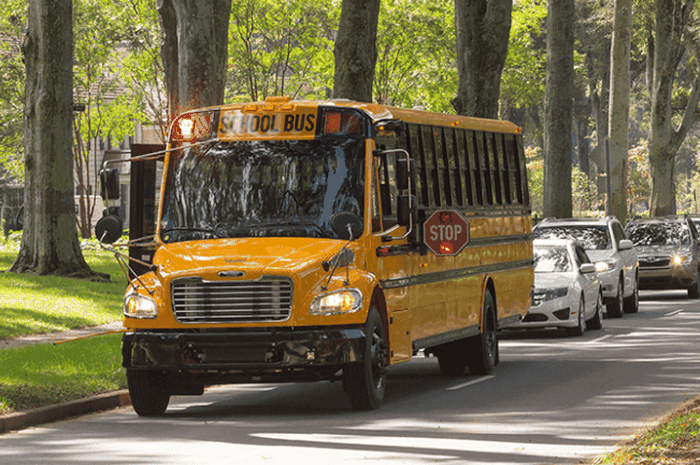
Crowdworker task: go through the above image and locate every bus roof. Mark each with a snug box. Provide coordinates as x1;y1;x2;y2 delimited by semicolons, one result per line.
211;97;522;135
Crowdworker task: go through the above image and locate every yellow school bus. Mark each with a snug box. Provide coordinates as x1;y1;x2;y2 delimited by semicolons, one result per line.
97;96;533;416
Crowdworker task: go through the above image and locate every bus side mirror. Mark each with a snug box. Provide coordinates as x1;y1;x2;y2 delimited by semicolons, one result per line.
99;168;120;200
397;195;415;227
380;184;392;215
95;214;123;244
396;159;413;191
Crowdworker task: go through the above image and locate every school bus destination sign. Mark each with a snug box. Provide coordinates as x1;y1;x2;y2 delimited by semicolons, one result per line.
423;210;470;256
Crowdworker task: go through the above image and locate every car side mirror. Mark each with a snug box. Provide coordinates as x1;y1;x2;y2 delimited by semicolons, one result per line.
580;263;597;274
619;239;634;251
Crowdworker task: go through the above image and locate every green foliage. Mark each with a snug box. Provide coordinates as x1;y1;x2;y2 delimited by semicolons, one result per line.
526;146;544;217
0;0;27;183
375;0;456;112
527;145;605;218
501;0;547;110
226;0;338;102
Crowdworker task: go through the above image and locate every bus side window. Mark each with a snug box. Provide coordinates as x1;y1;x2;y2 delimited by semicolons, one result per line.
485;132;502;205
407;124;427;209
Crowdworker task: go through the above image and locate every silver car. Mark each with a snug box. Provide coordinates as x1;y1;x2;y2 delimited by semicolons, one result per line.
515;239;603;336
533;216;639;317
625;215;700;298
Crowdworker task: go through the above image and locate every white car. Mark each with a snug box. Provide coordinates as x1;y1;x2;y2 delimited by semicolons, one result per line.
515;239;604;336
533;216;638;318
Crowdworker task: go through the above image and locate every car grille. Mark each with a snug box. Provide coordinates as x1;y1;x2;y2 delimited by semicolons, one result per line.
639;256;670;268
171;277;293;324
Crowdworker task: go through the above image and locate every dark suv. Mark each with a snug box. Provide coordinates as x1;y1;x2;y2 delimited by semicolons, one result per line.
624;215;700;298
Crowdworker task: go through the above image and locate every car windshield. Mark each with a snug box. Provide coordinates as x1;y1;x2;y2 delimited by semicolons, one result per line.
534;225;610;250
160;138;365;243
534;246;573;273
625;222;691;246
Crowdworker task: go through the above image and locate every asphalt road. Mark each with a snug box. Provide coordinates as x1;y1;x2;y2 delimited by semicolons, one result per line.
2;290;700;464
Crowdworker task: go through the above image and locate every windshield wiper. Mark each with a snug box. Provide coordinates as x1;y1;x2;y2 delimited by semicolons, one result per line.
161;226;224;239
276;221;331;239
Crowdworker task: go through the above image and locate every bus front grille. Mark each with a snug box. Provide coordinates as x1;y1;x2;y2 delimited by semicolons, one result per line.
171;277;293;323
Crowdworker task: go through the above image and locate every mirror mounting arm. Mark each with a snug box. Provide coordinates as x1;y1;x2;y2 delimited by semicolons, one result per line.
374;148;414;242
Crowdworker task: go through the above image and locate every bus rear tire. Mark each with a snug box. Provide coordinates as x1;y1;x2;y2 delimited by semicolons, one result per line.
344;307;387;410
467;291;498;376
127;368;170;417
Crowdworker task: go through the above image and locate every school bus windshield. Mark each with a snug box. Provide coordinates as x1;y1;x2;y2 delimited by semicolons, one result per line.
160;137;365;243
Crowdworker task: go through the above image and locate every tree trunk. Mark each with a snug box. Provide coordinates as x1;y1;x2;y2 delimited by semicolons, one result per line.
649;0;700;216
543;0;574;218
10;0;105;279
608;0;632;223
452;0;512;118
333;0;380;102
157;0;232;119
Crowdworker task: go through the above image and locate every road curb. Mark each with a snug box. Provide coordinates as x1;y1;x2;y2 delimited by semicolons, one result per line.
0;389;130;434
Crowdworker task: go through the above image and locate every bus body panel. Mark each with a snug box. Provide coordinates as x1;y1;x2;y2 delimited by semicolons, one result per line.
114;97;533;412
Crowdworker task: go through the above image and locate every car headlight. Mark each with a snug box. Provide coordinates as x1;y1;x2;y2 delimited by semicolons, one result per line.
123;293;158;319
595;259;617;273
672;253;692;265
542;287;568;301
310;289;363;315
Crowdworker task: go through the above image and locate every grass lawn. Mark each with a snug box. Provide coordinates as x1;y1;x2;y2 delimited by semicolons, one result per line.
0;334;126;414
0;247;128;414
0;249;128;340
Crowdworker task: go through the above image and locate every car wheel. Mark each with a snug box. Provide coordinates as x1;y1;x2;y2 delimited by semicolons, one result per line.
127;368;170;417
466;291;498;375
586;290;604;330
567;297;586;337
344;306;387;410
624;277;639;313
607;279;624;318
688;279;700;299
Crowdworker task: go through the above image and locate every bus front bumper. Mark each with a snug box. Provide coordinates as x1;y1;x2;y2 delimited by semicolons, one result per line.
122;328;366;373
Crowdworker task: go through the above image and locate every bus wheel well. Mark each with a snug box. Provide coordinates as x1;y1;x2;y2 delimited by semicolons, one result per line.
485;278;497;329
370;287;388;336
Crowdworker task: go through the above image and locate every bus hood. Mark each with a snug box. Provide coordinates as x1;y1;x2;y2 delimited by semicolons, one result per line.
153;238;346;277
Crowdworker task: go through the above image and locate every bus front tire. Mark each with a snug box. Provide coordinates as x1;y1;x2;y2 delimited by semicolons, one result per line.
467;291;498;376
344;307;387;410
127;368;171;417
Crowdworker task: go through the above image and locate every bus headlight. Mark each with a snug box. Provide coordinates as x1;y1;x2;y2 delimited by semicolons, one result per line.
310;289;363;315
123;293;158;319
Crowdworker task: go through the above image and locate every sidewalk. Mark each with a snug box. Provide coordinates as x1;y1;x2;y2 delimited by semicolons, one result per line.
1;321;125;350
0;322;132;434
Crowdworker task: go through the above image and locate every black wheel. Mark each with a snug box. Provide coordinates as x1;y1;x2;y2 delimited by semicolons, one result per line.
437;339;469;376
624;276;640;313
467;291;498;376
567;297;586;337
127;368;170;417
688;279;700;299
607;279;624;318
586;291;604;330
344;307;387;410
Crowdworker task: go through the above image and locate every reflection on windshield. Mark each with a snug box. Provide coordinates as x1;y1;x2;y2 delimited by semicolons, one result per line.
534;246;573;273
160;138;365;242
626;222;691;246
534;226;610;250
